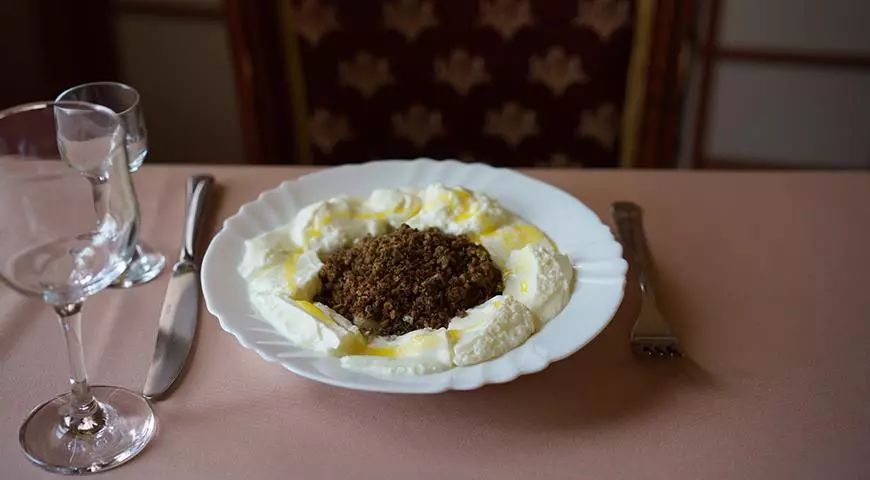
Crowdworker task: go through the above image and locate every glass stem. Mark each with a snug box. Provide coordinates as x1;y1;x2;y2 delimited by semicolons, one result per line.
87;176;109;222
133;241;144;261
89;175;141;272
55;302;105;434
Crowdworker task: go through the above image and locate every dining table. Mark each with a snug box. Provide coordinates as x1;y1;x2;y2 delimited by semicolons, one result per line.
2;164;869;479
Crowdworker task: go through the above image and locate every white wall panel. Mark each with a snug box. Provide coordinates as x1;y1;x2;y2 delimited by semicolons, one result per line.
708;63;870;168
115;14;244;164
721;0;870;54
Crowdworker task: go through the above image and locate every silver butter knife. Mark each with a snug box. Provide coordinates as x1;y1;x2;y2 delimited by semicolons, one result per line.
144;174;214;400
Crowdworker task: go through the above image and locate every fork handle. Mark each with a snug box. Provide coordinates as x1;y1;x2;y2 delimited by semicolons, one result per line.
611;202;657;298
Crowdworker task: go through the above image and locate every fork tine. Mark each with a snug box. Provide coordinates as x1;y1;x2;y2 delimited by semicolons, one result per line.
633;341;683;358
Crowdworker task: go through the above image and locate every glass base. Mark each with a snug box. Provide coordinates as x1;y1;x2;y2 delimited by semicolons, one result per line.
110;241;165;288
19;386;157;475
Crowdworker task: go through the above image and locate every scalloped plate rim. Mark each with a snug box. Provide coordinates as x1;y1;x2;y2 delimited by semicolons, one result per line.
201;158;627;394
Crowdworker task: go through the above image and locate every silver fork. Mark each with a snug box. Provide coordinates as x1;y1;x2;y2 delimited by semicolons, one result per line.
611;201;684;358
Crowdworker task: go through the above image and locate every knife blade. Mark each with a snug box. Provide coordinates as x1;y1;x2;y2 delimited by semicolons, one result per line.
143;174;214;400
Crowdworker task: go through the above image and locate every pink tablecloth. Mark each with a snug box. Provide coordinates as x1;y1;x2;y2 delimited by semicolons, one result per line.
2;166;869;479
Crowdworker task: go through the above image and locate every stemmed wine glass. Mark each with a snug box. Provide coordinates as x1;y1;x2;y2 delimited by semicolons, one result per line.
56;82;165;287
0;101;157;474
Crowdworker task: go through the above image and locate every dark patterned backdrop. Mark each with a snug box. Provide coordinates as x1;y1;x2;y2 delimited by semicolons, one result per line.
287;0;635;167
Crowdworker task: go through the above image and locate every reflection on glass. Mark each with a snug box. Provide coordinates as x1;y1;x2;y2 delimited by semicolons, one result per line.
0;101;156;475
56;81;164;287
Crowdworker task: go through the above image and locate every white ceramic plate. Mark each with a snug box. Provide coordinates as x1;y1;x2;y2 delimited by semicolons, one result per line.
202;159;627;393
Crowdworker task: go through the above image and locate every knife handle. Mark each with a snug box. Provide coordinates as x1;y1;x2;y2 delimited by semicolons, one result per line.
180;174;214;265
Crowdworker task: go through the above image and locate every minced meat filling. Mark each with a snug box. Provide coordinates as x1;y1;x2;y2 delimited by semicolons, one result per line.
315;225;503;336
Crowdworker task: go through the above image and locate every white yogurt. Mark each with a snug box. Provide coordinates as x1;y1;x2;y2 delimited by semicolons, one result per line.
238;184;574;376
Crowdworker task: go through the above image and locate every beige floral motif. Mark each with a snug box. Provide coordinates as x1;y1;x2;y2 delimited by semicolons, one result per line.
294;0;340;46
392;105;444;148
529;46;588;96
578;104;619;149
479;0;534;41
383;0;438;41
484;102;538;148
309;109;352;154
574;0;630;41
338;52;394;98
535;153;582;168
435;49;490;95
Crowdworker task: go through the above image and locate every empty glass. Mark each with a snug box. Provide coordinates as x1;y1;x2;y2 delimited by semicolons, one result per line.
56;82;165;287
0;101;157;474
